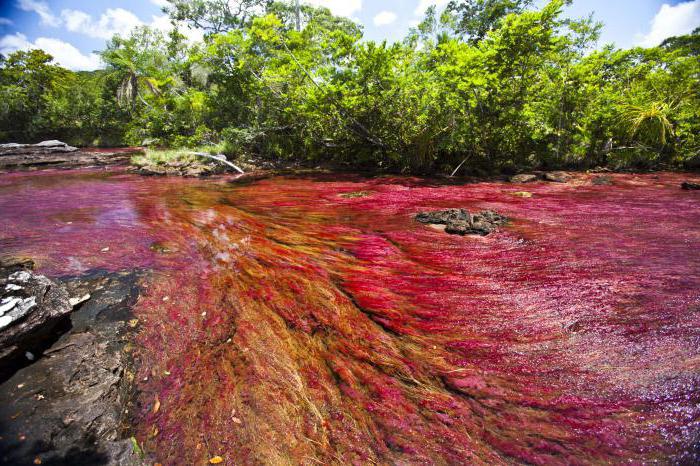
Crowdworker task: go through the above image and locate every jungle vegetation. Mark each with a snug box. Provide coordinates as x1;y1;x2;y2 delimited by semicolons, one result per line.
1;0;698;174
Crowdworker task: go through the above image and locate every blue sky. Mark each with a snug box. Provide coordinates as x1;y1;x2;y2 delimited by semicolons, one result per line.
0;0;698;70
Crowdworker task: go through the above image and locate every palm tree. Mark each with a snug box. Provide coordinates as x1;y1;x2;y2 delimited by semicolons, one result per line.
619;99;677;146
109;49;161;110
101;28;167;110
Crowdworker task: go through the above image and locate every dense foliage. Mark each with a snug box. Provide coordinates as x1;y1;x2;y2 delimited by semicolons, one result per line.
1;0;698;173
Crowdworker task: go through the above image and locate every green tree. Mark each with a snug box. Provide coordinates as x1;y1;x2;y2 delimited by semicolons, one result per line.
164;0;272;34
446;0;534;43
0;49;66;142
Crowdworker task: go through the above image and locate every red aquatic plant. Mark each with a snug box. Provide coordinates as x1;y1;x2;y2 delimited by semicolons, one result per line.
1;169;699;464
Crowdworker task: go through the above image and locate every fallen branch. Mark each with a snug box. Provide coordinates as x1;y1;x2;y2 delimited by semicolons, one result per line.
450;155;471;178
190;152;245;174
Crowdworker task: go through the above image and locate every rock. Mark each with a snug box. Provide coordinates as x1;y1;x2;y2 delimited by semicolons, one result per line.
416;209;507;236
0;269;145;465
0;270;72;362
35;140;76;149
0;140;78;156
416;208;470;225
0;256;35;272
510;174;538;183
592;175;613;186
511;191;533;198
0;142;143;171
681;181;700;190
135;161;225;178
544;171;571;183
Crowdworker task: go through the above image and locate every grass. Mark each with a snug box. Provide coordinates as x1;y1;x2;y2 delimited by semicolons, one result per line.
131;145;227;167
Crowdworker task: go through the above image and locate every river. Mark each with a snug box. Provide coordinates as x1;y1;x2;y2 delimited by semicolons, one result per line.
1;168;699;464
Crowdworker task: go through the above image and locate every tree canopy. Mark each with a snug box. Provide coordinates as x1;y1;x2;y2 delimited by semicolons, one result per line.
1;0;698;173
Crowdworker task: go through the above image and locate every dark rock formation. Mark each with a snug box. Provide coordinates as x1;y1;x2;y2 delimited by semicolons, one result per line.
544;171;571;183
682;181;700;190
0;266;144;465
0;141;143;171
0;270;72;362
415;209;507;236
510;174;538;183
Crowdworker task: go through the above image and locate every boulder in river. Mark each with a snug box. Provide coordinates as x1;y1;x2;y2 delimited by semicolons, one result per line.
415;209;507;236
681;181;700;190
544;171;571;183
510;174;539;183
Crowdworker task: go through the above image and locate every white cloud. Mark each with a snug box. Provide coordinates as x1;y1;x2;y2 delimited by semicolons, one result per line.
303;0;362;18
0;32;31;52
414;0;450;16
0;18;13;26
33;37;102;70
0;32;102;70
61;8;143;40
59;8;203;43
151;0;170;7
17;0;61;27
638;1;700;47
374;11;397;26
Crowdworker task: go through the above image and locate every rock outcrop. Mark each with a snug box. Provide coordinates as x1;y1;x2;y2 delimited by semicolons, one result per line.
415;209;507;236
681;181;700;190
0;141;143;170
0;140;78;156
543;171;571;183
134;160;226;178
0;270;72;361
510;174;538;183
510;172;572;183
0;263;144;465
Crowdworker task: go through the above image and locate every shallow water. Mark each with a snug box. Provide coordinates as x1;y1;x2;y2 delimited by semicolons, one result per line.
1;168;699;464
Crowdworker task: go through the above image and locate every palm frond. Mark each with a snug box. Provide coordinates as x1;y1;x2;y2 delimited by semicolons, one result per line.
619;99;676;146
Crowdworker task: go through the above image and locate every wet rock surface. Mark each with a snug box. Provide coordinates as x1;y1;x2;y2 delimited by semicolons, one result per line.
0;269;72;362
0;267;144;466
682;181;700;190
415;209;507;236
0;141;143;171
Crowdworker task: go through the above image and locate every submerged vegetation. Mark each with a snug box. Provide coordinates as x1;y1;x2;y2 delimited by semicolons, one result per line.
1;0;698;174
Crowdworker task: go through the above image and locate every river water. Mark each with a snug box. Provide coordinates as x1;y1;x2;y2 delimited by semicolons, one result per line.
1;168;699;464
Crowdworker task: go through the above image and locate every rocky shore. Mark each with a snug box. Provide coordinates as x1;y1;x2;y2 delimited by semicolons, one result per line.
0;259;144;465
0;141;144;171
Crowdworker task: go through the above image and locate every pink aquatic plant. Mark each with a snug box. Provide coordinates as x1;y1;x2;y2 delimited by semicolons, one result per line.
1;169;699;464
